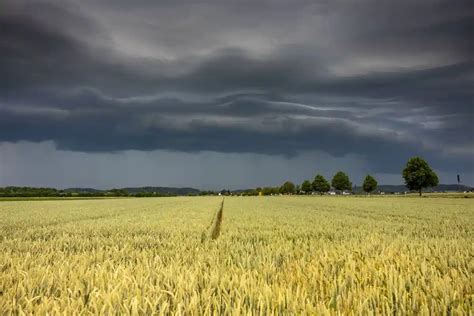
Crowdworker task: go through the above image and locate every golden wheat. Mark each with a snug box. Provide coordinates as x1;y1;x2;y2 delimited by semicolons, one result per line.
0;196;472;314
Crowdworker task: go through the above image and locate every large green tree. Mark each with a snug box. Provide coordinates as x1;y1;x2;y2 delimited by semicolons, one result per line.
331;171;352;191
312;174;330;194
301;180;312;194
402;157;439;196
362;174;378;194
280;181;296;194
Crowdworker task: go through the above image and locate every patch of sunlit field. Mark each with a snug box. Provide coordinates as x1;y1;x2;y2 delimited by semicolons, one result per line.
0;196;472;314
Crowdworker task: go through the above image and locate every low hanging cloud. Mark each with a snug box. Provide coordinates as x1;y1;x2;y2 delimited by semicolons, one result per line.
1;0;473;186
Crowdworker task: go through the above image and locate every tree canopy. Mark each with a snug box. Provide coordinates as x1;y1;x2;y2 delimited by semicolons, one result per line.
280;181;296;194
312;174;330;194
362;175;378;193
331;171;352;191
402;157;439;196
301;180;312;193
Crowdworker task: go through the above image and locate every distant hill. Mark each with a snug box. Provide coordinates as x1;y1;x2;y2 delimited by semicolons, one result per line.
63;187;102;193
120;186;200;195
431;184;472;192
63;186;201;195
0;186;200;197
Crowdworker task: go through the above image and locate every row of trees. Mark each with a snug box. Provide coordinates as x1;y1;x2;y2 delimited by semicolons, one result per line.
277;171;376;195
248;157;439;196
241;171;374;196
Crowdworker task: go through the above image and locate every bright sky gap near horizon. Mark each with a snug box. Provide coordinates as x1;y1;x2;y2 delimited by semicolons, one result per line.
0;0;473;189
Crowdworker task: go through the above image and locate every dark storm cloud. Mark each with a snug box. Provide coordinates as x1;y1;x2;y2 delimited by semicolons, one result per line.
1;0;473;177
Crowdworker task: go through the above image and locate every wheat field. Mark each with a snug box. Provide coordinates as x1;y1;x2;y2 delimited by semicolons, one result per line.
0;196;472;315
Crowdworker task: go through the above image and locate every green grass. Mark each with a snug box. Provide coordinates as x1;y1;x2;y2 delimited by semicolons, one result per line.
0;196;472;314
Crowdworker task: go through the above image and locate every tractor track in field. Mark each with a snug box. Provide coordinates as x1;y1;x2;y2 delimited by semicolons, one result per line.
202;198;224;242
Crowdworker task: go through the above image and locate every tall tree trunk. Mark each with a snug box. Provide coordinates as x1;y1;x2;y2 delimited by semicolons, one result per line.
419;188;422;196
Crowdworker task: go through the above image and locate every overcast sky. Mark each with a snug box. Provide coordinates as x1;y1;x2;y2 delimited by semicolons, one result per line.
1;0;473;189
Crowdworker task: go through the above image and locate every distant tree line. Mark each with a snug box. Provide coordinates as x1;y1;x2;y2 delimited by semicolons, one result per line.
0;187;178;198
245;157;440;196
0;157;440;197
243;171;353;196
0;187;61;197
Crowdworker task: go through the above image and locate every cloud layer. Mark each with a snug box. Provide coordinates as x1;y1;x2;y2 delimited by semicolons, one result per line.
1;0;473;186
